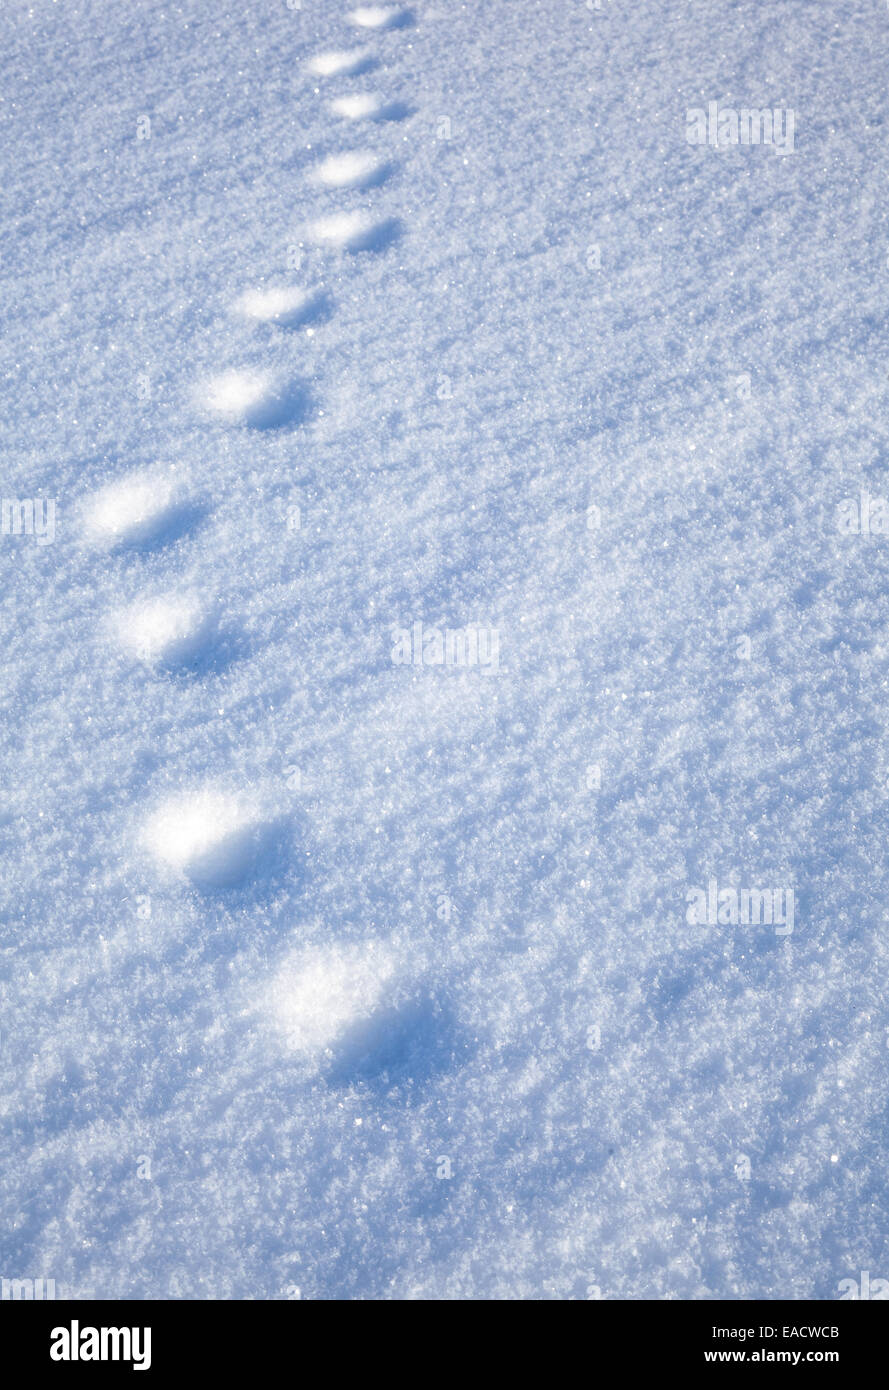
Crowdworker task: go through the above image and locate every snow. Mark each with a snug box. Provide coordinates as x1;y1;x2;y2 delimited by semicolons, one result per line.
266;944;396;1057
2;0;889;1304
308;208;400;251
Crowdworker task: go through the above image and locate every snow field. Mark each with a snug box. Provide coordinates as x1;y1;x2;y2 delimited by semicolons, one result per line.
3;0;889;1305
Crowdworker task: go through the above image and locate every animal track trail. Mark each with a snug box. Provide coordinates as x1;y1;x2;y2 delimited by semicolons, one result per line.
303;9;413;252
121;2;417;907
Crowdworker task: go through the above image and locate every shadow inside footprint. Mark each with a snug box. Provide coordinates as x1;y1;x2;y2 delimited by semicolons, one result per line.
247;381;311;429
241;288;333;331
278;289;333;329
326;993;462;1088
349;216;402;253
183;812;293;894
377;99;412;121
355;160;392;189
117;498;207;554
202;370;312;430
164;623;252;679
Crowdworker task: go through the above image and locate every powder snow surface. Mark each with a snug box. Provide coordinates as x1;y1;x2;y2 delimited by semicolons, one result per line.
2;0;889;1301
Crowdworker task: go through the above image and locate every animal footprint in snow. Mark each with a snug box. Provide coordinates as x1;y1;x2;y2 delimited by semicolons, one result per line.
199;368;307;428
233;285;329;329
266;944;396;1057
308;49;374;77
264;946;450;1082
347;5;411;29
84;470;194;550
330;92;408;122
312;150;390;189
309;209;400;252
113;592;214;668
143;788;272;889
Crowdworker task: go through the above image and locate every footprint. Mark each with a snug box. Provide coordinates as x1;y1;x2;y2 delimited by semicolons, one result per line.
329;93;409;122
311;150;390;189
84;470;197;551
233;285;329;329
266;944;396;1056
113;592;215;668
143;788;273;889
199;368;308;428
346;5;412;29
308;49;375;78
309;210;400;252
265;945;457;1084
